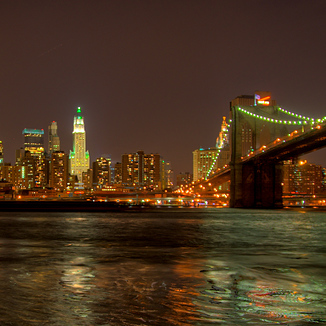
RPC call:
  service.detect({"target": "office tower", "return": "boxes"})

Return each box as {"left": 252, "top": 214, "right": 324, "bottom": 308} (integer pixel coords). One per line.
{"left": 193, "top": 148, "right": 219, "bottom": 181}
{"left": 0, "top": 141, "right": 3, "bottom": 166}
{"left": 34, "top": 154, "right": 49, "bottom": 188}
{"left": 69, "top": 107, "right": 90, "bottom": 182}
{"left": 122, "top": 150, "right": 144, "bottom": 186}
{"left": 50, "top": 151, "right": 68, "bottom": 191}
{"left": 93, "top": 157, "right": 111, "bottom": 189}
{"left": 23, "top": 129, "right": 45, "bottom": 158}
{"left": 48, "top": 121, "right": 60, "bottom": 155}
{"left": 122, "top": 151, "right": 161, "bottom": 189}
{"left": 144, "top": 153, "right": 161, "bottom": 189}
{"left": 20, "top": 152, "right": 36, "bottom": 189}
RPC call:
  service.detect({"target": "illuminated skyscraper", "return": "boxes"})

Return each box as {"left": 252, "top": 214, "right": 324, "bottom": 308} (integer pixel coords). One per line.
{"left": 216, "top": 116, "right": 229, "bottom": 149}
{"left": 48, "top": 121, "right": 60, "bottom": 155}
{"left": 69, "top": 107, "right": 90, "bottom": 182}
{"left": 23, "top": 128, "right": 44, "bottom": 158}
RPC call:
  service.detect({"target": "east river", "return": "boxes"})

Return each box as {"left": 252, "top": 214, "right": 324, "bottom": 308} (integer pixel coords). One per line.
{"left": 0, "top": 208, "right": 325, "bottom": 325}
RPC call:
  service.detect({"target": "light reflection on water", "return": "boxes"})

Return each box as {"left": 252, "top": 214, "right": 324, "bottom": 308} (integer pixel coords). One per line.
{"left": 0, "top": 208, "right": 325, "bottom": 325}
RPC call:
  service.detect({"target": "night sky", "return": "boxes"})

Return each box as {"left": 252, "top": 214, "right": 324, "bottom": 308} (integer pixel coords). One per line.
{"left": 1, "top": 0, "right": 326, "bottom": 174}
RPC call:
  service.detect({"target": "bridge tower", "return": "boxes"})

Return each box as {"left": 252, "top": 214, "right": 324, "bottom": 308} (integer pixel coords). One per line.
{"left": 229, "top": 91, "right": 286, "bottom": 208}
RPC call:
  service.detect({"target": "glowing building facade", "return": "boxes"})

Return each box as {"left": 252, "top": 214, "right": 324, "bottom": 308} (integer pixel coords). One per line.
{"left": 283, "top": 160, "right": 325, "bottom": 195}
{"left": 216, "top": 116, "right": 229, "bottom": 149}
{"left": 93, "top": 156, "right": 112, "bottom": 189}
{"left": 23, "top": 128, "right": 44, "bottom": 158}
{"left": 193, "top": 148, "right": 219, "bottom": 181}
{"left": 121, "top": 151, "right": 162, "bottom": 189}
{"left": 50, "top": 151, "right": 68, "bottom": 191}
{"left": 69, "top": 107, "right": 90, "bottom": 182}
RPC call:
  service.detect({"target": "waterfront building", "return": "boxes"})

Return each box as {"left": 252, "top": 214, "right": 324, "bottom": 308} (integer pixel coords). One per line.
{"left": 93, "top": 157, "right": 112, "bottom": 189}
{"left": 121, "top": 151, "right": 161, "bottom": 189}
{"left": 48, "top": 121, "right": 60, "bottom": 155}
{"left": 50, "top": 151, "right": 68, "bottom": 191}
{"left": 144, "top": 153, "right": 161, "bottom": 189}
{"left": 122, "top": 151, "right": 144, "bottom": 186}
{"left": 69, "top": 107, "right": 90, "bottom": 183}
{"left": 0, "top": 141, "right": 3, "bottom": 166}
{"left": 283, "top": 160, "right": 325, "bottom": 195}
{"left": 23, "top": 128, "right": 44, "bottom": 158}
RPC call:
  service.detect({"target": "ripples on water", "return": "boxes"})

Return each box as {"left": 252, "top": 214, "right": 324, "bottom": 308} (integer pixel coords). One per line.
{"left": 0, "top": 208, "right": 325, "bottom": 325}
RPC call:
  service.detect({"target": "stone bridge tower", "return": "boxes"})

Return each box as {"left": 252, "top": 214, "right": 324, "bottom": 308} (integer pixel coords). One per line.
{"left": 229, "top": 91, "right": 289, "bottom": 208}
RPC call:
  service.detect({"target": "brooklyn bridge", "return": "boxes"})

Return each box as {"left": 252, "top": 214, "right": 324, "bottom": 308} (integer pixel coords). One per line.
{"left": 189, "top": 92, "right": 326, "bottom": 208}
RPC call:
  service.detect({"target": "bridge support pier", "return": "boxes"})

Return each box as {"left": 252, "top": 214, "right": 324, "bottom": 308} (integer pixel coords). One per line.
{"left": 230, "top": 160, "right": 283, "bottom": 208}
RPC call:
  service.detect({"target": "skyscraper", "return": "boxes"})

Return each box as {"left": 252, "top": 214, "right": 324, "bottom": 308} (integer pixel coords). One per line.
{"left": 93, "top": 156, "right": 111, "bottom": 189}
{"left": 69, "top": 107, "right": 90, "bottom": 182}
{"left": 121, "top": 151, "right": 162, "bottom": 189}
{"left": 23, "top": 128, "right": 44, "bottom": 158}
{"left": 216, "top": 116, "right": 229, "bottom": 149}
{"left": 50, "top": 151, "right": 68, "bottom": 191}
{"left": 48, "top": 121, "right": 60, "bottom": 155}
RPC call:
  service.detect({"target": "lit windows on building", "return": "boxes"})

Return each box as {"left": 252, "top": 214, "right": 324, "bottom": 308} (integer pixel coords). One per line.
{"left": 50, "top": 151, "right": 68, "bottom": 191}
{"left": 283, "top": 160, "right": 325, "bottom": 195}
{"left": 22, "top": 129, "right": 45, "bottom": 159}
{"left": 193, "top": 148, "right": 220, "bottom": 181}
{"left": 93, "top": 157, "right": 112, "bottom": 189}
{"left": 121, "top": 151, "right": 162, "bottom": 189}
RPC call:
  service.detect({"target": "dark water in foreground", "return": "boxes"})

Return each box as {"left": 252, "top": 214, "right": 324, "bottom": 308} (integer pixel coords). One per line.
{"left": 0, "top": 208, "right": 325, "bottom": 325}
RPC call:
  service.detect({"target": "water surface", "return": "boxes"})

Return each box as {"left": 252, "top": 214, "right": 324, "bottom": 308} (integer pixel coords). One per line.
{"left": 0, "top": 208, "right": 325, "bottom": 325}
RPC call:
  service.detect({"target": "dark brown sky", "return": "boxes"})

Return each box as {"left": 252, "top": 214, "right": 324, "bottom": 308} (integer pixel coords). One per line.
{"left": 1, "top": 0, "right": 326, "bottom": 174}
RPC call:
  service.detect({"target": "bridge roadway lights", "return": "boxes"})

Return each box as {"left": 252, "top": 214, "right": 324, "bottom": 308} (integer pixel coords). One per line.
{"left": 230, "top": 160, "right": 283, "bottom": 209}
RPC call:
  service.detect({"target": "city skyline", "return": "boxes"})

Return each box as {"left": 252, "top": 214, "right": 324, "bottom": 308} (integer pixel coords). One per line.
{"left": 1, "top": 1, "right": 326, "bottom": 174}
